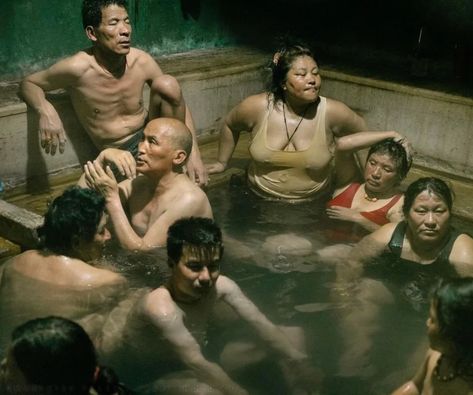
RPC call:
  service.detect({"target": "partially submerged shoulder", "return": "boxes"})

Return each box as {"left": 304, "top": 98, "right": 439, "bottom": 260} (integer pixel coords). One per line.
{"left": 75, "top": 261, "right": 127, "bottom": 288}
{"left": 450, "top": 233, "right": 473, "bottom": 276}
{"left": 143, "top": 287, "right": 180, "bottom": 322}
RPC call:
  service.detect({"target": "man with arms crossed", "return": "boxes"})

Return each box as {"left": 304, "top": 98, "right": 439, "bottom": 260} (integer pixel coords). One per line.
{"left": 84, "top": 118, "right": 213, "bottom": 251}
{"left": 20, "top": 0, "right": 207, "bottom": 185}
{"left": 103, "top": 217, "right": 320, "bottom": 394}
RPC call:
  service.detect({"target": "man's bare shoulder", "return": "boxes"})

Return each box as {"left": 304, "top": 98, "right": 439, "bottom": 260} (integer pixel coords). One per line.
{"left": 142, "top": 286, "right": 180, "bottom": 322}
{"left": 71, "top": 260, "right": 127, "bottom": 288}
{"left": 214, "top": 275, "right": 239, "bottom": 296}
{"left": 51, "top": 50, "right": 95, "bottom": 79}
{"left": 171, "top": 177, "right": 212, "bottom": 211}
{"left": 128, "top": 47, "right": 156, "bottom": 63}
{"left": 127, "top": 48, "right": 162, "bottom": 76}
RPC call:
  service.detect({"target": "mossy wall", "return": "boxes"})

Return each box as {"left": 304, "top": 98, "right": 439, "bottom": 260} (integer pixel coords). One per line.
{"left": 1, "top": 0, "right": 472, "bottom": 88}
{"left": 0, "top": 0, "right": 235, "bottom": 80}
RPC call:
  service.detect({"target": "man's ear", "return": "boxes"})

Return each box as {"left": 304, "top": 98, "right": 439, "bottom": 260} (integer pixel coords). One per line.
{"left": 173, "top": 149, "right": 188, "bottom": 166}
{"left": 85, "top": 26, "right": 98, "bottom": 42}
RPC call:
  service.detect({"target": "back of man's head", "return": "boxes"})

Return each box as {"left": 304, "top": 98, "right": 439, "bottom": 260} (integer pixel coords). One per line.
{"left": 167, "top": 217, "right": 223, "bottom": 266}
{"left": 82, "top": 0, "right": 128, "bottom": 29}
{"left": 37, "top": 186, "right": 105, "bottom": 256}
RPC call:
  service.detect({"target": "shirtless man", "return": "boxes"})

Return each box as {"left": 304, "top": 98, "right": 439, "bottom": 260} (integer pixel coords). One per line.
{"left": 104, "top": 217, "right": 319, "bottom": 394}
{"left": 84, "top": 118, "right": 213, "bottom": 251}
{"left": 0, "top": 186, "right": 127, "bottom": 352}
{"left": 20, "top": 0, "right": 207, "bottom": 185}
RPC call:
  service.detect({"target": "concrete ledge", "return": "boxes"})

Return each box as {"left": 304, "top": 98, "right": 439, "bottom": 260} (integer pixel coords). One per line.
{"left": 0, "top": 200, "right": 42, "bottom": 249}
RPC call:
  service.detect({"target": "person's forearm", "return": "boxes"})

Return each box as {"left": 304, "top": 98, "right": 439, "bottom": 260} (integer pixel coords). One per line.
{"left": 20, "top": 79, "right": 55, "bottom": 116}
{"left": 189, "top": 359, "right": 248, "bottom": 395}
{"left": 336, "top": 131, "right": 399, "bottom": 152}
{"left": 217, "top": 123, "right": 239, "bottom": 167}
{"left": 106, "top": 199, "right": 149, "bottom": 251}
{"left": 355, "top": 213, "right": 382, "bottom": 232}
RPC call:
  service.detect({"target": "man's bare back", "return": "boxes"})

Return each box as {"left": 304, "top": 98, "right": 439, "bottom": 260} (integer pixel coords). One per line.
{"left": 0, "top": 250, "right": 127, "bottom": 350}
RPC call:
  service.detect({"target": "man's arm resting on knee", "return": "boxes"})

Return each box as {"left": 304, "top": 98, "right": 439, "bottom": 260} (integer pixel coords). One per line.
{"left": 20, "top": 57, "right": 83, "bottom": 154}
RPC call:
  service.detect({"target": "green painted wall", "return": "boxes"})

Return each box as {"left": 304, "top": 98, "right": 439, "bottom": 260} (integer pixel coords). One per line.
{"left": 1, "top": 0, "right": 236, "bottom": 80}
{"left": 1, "top": 0, "right": 472, "bottom": 87}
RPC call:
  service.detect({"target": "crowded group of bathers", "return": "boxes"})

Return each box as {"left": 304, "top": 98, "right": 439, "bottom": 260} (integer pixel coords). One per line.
{"left": 1, "top": 0, "right": 473, "bottom": 394}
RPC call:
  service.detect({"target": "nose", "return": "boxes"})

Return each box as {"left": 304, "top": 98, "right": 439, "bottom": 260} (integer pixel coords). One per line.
{"left": 104, "top": 228, "right": 112, "bottom": 241}
{"left": 372, "top": 166, "right": 381, "bottom": 179}
{"left": 119, "top": 21, "right": 131, "bottom": 36}
{"left": 424, "top": 212, "right": 436, "bottom": 227}
{"left": 426, "top": 316, "right": 433, "bottom": 329}
{"left": 198, "top": 267, "right": 211, "bottom": 283}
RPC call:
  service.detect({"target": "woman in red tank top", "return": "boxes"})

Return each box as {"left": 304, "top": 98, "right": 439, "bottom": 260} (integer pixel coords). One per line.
{"left": 327, "top": 137, "right": 412, "bottom": 232}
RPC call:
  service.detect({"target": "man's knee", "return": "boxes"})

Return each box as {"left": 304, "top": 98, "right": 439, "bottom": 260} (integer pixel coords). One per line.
{"left": 150, "top": 74, "right": 183, "bottom": 107}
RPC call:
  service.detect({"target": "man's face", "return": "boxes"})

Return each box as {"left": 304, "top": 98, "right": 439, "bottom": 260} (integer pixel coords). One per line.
{"left": 136, "top": 127, "right": 178, "bottom": 175}
{"left": 79, "top": 214, "right": 111, "bottom": 261}
{"left": 93, "top": 5, "right": 132, "bottom": 55}
{"left": 172, "top": 246, "right": 221, "bottom": 302}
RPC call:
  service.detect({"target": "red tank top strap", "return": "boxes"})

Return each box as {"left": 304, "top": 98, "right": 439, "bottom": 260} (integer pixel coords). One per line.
{"left": 326, "top": 183, "right": 361, "bottom": 208}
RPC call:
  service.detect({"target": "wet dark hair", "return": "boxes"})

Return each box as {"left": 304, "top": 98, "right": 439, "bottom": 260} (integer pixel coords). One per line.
{"left": 167, "top": 217, "right": 223, "bottom": 267}
{"left": 37, "top": 186, "right": 105, "bottom": 255}
{"left": 82, "top": 0, "right": 128, "bottom": 29}
{"left": 433, "top": 278, "right": 473, "bottom": 367}
{"left": 402, "top": 177, "right": 453, "bottom": 217}
{"left": 366, "top": 138, "right": 411, "bottom": 181}
{"left": 11, "top": 316, "right": 96, "bottom": 394}
{"left": 9, "top": 316, "right": 128, "bottom": 395}
{"left": 268, "top": 41, "right": 316, "bottom": 104}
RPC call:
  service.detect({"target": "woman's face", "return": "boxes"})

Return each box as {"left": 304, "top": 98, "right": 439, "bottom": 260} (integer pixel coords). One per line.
{"left": 283, "top": 55, "right": 321, "bottom": 103}
{"left": 364, "top": 153, "right": 399, "bottom": 194}
{"left": 407, "top": 190, "right": 451, "bottom": 244}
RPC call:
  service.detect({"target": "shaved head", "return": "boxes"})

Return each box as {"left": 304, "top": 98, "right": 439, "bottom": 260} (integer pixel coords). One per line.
{"left": 145, "top": 118, "right": 193, "bottom": 158}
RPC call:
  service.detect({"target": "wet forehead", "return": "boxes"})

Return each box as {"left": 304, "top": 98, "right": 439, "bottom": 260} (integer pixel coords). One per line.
{"left": 143, "top": 124, "right": 173, "bottom": 142}
{"left": 290, "top": 55, "right": 318, "bottom": 71}
{"left": 413, "top": 190, "right": 447, "bottom": 206}
{"left": 100, "top": 4, "right": 129, "bottom": 23}
{"left": 368, "top": 152, "right": 396, "bottom": 167}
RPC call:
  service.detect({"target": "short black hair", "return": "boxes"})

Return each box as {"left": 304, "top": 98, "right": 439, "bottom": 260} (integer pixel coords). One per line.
{"left": 37, "top": 186, "right": 105, "bottom": 255}
{"left": 367, "top": 138, "right": 411, "bottom": 181}
{"left": 402, "top": 177, "right": 453, "bottom": 217}
{"left": 167, "top": 217, "right": 223, "bottom": 266}
{"left": 82, "top": 0, "right": 128, "bottom": 29}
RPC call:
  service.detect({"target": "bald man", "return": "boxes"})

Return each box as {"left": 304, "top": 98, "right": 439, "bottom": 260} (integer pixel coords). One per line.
{"left": 84, "top": 118, "right": 213, "bottom": 251}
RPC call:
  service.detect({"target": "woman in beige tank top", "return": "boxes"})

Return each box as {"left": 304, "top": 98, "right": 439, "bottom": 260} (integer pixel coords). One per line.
{"left": 207, "top": 42, "right": 400, "bottom": 201}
